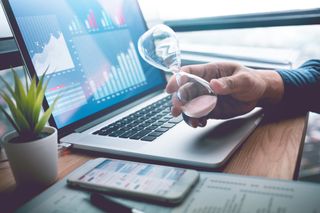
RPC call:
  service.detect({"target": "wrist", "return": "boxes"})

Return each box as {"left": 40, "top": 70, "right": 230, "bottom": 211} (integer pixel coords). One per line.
{"left": 258, "top": 70, "right": 284, "bottom": 106}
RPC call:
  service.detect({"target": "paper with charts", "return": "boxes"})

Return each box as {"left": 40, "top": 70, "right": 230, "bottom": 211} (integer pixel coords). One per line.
{"left": 18, "top": 161, "right": 320, "bottom": 213}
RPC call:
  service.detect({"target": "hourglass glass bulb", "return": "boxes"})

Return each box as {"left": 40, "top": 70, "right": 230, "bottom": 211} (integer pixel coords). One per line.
{"left": 138, "top": 24, "right": 181, "bottom": 73}
{"left": 138, "top": 24, "right": 217, "bottom": 119}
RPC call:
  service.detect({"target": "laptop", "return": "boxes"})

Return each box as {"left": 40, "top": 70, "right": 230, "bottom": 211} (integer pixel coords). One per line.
{"left": 2, "top": 0, "right": 263, "bottom": 168}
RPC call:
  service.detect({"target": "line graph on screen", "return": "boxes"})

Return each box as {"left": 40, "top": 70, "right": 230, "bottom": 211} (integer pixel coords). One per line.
{"left": 17, "top": 15, "right": 75, "bottom": 76}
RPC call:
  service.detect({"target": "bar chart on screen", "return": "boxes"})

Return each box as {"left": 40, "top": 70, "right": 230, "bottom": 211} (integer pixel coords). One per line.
{"left": 97, "top": 0, "right": 126, "bottom": 27}
{"left": 68, "top": 5, "right": 126, "bottom": 35}
{"left": 88, "top": 42, "right": 147, "bottom": 102}
{"left": 72, "top": 26, "right": 147, "bottom": 103}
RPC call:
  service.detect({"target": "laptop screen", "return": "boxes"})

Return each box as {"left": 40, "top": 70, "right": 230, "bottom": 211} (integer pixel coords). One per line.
{"left": 4, "top": 0, "right": 165, "bottom": 129}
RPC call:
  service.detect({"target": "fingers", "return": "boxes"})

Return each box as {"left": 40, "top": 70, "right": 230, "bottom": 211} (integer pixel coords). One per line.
{"left": 166, "top": 62, "right": 240, "bottom": 94}
{"left": 180, "top": 64, "right": 208, "bottom": 79}
{"left": 165, "top": 65, "right": 205, "bottom": 94}
{"left": 170, "top": 94, "right": 209, "bottom": 128}
{"left": 181, "top": 62, "right": 238, "bottom": 80}
{"left": 171, "top": 93, "right": 182, "bottom": 117}
{"left": 167, "top": 62, "right": 248, "bottom": 123}
{"left": 210, "top": 73, "right": 250, "bottom": 96}
{"left": 166, "top": 73, "right": 190, "bottom": 94}
{"left": 209, "top": 96, "right": 256, "bottom": 119}
{"left": 166, "top": 74, "right": 179, "bottom": 94}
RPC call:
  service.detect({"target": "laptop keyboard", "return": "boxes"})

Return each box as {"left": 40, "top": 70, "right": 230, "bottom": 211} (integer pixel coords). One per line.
{"left": 92, "top": 96, "right": 183, "bottom": 142}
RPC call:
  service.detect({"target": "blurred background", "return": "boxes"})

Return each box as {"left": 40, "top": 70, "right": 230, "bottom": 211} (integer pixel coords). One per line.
{"left": 139, "top": 0, "right": 320, "bottom": 21}
{"left": 138, "top": 0, "right": 320, "bottom": 67}
{"left": 0, "top": 5, "right": 11, "bottom": 38}
{"left": 2, "top": 0, "right": 320, "bottom": 69}
{"left": 0, "top": 68, "right": 25, "bottom": 139}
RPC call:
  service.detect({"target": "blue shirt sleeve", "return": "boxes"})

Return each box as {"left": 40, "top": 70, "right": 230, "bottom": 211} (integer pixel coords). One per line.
{"left": 274, "top": 59, "right": 320, "bottom": 116}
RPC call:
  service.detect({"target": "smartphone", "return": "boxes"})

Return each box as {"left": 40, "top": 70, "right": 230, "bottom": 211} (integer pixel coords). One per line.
{"left": 67, "top": 158, "right": 199, "bottom": 204}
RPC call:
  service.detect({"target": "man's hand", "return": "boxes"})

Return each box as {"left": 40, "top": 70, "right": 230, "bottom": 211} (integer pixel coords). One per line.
{"left": 165, "top": 62, "right": 284, "bottom": 127}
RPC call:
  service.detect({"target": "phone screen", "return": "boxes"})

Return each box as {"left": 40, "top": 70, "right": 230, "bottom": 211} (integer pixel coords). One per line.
{"left": 78, "top": 159, "right": 186, "bottom": 195}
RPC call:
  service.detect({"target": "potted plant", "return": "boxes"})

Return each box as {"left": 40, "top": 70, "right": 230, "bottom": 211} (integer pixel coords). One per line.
{"left": 0, "top": 68, "right": 59, "bottom": 187}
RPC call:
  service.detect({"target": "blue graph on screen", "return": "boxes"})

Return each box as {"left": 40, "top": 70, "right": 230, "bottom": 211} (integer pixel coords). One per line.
{"left": 68, "top": 0, "right": 127, "bottom": 35}
{"left": 46, "top": 83, "right": 88, "bottom": 117}
{"left": 88, "top": 41, "right": 146, "bottom": 101}
{"left": 17, "top": 15, "right": 75, "bottom": 76}
{"left": 73, "top": 29, "right": 147, "bottom": 102}
{"left": 10, "top": 0, "right": 165, "bottom": 129}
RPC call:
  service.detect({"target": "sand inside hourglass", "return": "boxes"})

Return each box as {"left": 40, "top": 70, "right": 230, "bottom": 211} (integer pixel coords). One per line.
{"left": 181, "top": 95, "right": 217, "bottom": 118}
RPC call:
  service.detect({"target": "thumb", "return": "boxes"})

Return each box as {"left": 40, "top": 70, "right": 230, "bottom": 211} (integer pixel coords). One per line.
{"left": 210, "top": 75, "right": 241, "bottom": 95}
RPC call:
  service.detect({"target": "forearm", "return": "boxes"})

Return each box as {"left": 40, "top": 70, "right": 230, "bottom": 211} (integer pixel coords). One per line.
{"left": 257, "top": 70, "right": 284, "bottom": 106}
{"left": 261, "top": 59, "right": 320, "bottom": 115}
{"left": 276, "top": 59, "right": 320, "bottom": 113}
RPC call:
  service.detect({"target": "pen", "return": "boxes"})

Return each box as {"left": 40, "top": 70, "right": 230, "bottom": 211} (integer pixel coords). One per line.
{"left": 90, "top": 193, "right": 144, "bottom": 213}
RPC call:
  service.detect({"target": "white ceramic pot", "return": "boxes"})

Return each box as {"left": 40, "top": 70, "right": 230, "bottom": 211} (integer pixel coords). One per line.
{"left": 2, "top": 126, "right": 58, "bottom": 187}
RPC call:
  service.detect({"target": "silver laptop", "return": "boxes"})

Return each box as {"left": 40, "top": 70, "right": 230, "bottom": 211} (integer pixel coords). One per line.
{"left": 3, "top": 0, "right": 263, "bottom": 168}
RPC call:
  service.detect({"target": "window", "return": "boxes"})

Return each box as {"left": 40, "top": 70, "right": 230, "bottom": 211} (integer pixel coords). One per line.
{"left": 138, "top": 0, "right": 320, "bottom": 69}
{"left": 139, "top": 0, "right": 320, "bottom": 21}
{"left": 0, "top": 67, "right": 25, "bottom": 137}
{"left": 177, "top": 25, "right": 320, "bottom": 68}
{"left": 0, "top": 4, "right": 12, "bottom": 38}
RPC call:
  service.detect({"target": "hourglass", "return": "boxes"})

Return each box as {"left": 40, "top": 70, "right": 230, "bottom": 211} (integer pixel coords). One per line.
{"left": 138, "top": 24, "right": 217, "bottom": 119}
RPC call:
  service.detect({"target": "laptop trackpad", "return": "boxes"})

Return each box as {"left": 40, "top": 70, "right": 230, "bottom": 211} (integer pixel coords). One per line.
{"left": 192, "top": 118, "right": 255, "bottom": 153}
{"left": 191, "top": 111, "right": 261, "bottom": 156}
{"left": 143, "top": 109, "right": 263, "bottom": 167}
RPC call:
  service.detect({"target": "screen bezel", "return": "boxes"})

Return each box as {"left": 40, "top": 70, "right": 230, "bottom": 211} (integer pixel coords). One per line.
{"left": 2, "top": 0, "right": 167, "bottom": 138}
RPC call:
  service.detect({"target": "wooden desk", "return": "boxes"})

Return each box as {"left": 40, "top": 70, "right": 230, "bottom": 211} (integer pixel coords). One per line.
{"left": 0, "top": 115, "right": 307, "bottom": 212}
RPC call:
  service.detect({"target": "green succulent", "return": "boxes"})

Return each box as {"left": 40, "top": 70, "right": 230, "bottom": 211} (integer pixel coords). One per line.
{"left": 0, "top": 68, "right": 58, "bottom": 142}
